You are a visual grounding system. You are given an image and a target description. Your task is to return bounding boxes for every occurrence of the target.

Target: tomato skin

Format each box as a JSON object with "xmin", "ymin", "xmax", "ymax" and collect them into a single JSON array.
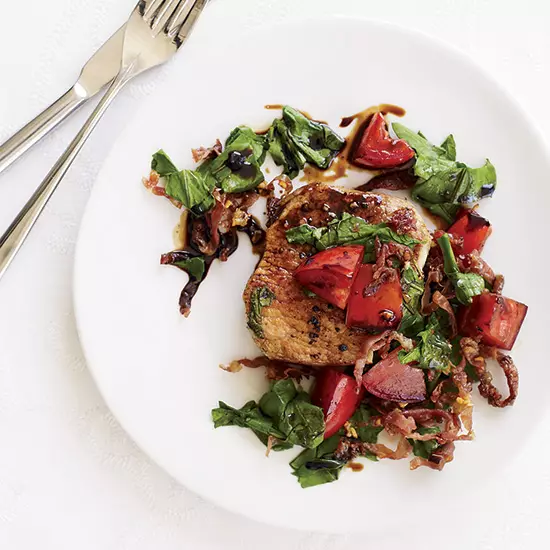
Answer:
[
  {"xmin": 311, "ymin": 369, "xmax": 364, "ymax": 438},
  {"xmin": 294, "ymin": 246, "xmax": 364, "ymax": 309},
  {"xmin": 448, "ymin": 209, "xmax": 492, "ymax": 254},
  {"xmin": 353, "ymin": 112, "xmax": 415, "ymax": 169},
  {"xmin": 458, "ymin": 293, "xmax": 528, "ymax": 350},
  {"xmin": 346, "ymin": 264, "xmax": 403, "ymax": 330},
  {"xmin": 362, "ymin": 348, "xmax": 426, "ymax": 403}
]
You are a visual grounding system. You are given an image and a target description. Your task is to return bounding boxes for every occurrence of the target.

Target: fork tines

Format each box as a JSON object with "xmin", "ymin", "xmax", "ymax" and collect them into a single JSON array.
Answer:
[{"xmin": 139, "ymin": 0, "xmax": 207, "ymax": 43}]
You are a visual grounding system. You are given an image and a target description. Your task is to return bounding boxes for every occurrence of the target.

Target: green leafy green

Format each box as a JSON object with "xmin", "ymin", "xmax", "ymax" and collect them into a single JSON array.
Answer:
[
  {"xmin": 266, "ymin": 106, "xmax": 345, "ymax": 178},
  {"xmin": 290, "ymin": 434, "xmax": 345, "ymax": 488},
  {"xmin": 151, "ymin": 149, "xmax": 179, "ymax": 174},
  {"xmin": 174, "ymin": 256, "xmax": 205, "ymax": 281},
  {"xmin": 349, "ymin": 404, "xmax": 384, "ymax": 446},
  {"xmin": 281, "ymin": 106, "xmax": 345, "ymax": 169},
  {"xmin": 399, "ymin": 314, "xmax": 452, "ymax": 373},
  {"xmin": 285, "ymin": 213, "xmax": 421, "ymax": 260},
  {"xmin": 399, "ymin": 265, "xmax": 426, "ymax": 337},
  {"xmin": 392, "ymin": 123, "xmax": 497, "ymax": 224},
  {"xmin": 437, "ymin": 233, "xmax": 485, "ymax": 305},
  {"xmin": 212, "ymin": 380, "xmax": 325, "ymax": 455},
  {"xmin": 151, "ymin": 150, "xmax": 215, "ymax": 214},
  {"xmin": 200, "ymin": 126, "xmax": 267, "ymax": 193},
  {"xmin": 302, "ymin": 287, "xmax": 318, "ymax": 298},
  {"xmin": 247, "ymin": 286, "xmax": 275, "ymax": 339},
  {"xmin": 267, "ymin": 119, "xmax": 307, "ymax": 179},
  {"xmin": 226, "ymin": 126, "xmax": 267, "ymax": 164},
  {"xmin": 212, "ymin": 401, "xmax": 286, "ymax": 440},
  {"xmin": 260, "ymin": 380, "xmax": 325, "ymax": 449},
  {"xmin": 408, "ymin": 426, "xmax": 441, "ymax": 459}
]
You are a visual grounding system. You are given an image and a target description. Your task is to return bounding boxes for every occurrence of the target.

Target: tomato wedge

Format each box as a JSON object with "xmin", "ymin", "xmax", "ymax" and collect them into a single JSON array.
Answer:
[
  {"xmin": 458, "ymin": 292, "xmax": 527, "ymax": 350},
  {"xmin": 311, "ymin": 369, "xmax": 364, "ymax": 438},
  {"xmin": 346, "ymin": 264, "xmax": 403, "ymax": 330},
  {"xmin": 448, "ymin": 209, "xmax": 492, "ymax": 254},
  {"xmin": 362, "ymin": 348, "xmax": 426, "ymax": 403},
  {"xmin": 294, "ymin": 245, "xmax": 364, "ymax": 309},
  {"xmin": 353, "ymin": 112, "xmax": 415, "ymax": 169}
]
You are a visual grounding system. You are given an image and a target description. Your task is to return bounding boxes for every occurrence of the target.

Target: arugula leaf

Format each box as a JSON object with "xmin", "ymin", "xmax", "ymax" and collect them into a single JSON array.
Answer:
[
  {"xmin": 399, "ymin": 265, "xmax": 426, "ymax": 337},
  {"xmin": 200, "ymin": 126, "xmax": 266, "ymax": 193},
  {"xmin": 247, "ymin": 286, "xmax": 275, "ymax": 339},
  {"xmin": 212, "ymin": 401, "xmax": 286, "ymax": 440},
  {"xmin": 392, "ymin": 123, "xmax": 497, "ymax": 224},
  {"xmin": 290, "ymin": 434, "xmax": 345, "ymax": 488},
  {"xmin": 281, "ymin": 106, "xmax": 345, "ymax": 170},
  {"xmin": 174, "ymin": 256, "xmax": 205, "ymax": 281},
  {"xmin": 286, "ymin": 213, "xmax": 421, "ymax": 259},
  {"xmin": 399, "ymin": 314, "xmax": 452, "ymax": 373},
  {"xmin": 437, "ymin": 233, "xmax": 485, "ymax": 305},
  {"xmin": 408, "ymin": 426, "xmax": 441, "ymax": 459},
  {"xmin": 151, "ymin": 150, "xmax": 215, "ymax": 214}
]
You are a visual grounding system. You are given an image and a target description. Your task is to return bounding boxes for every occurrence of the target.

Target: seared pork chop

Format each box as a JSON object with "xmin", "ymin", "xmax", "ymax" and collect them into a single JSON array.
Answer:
[{"xmin": 243, "ymin": 183, "xmax": 430, "ymax": 367}]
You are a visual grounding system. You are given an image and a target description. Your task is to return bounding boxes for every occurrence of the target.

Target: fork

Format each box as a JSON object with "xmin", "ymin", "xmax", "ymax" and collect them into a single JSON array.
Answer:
[{"xmin": 0, "ymin": 0, "xmax": 208, "ymax": 280}]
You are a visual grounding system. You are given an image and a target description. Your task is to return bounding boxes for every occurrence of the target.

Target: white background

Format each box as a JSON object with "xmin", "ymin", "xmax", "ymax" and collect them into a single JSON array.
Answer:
[{"xmin": 0, "ymin": 0, "xmax": 549, "ymax": 548}]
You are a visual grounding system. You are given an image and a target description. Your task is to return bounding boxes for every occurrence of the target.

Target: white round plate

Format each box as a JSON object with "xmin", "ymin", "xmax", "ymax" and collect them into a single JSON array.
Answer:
[{"xmin": 74, "ymin": 16, "xmax": 550, "ymax": 533}]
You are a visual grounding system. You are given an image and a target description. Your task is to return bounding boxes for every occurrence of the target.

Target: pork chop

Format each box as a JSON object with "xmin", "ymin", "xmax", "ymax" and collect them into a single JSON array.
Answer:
[{"xmin": 243, "ymin": 183, "xmax": 430, "ymax": 367}]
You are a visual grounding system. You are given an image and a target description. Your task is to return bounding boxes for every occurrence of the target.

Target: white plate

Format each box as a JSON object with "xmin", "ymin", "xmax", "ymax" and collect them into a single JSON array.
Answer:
[{"xmin": 74, "ymin": 16, "xmax": 550, "ymax": 533}]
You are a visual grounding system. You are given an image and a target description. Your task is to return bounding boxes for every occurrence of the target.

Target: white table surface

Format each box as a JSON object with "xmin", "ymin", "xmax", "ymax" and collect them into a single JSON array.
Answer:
[{"xmin": 1, "ymin": 0, "xmax": 549, "ymax": 548}]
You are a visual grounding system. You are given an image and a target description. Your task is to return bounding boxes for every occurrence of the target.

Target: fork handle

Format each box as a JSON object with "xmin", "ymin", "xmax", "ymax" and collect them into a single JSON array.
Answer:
[
  {"xmin": 0, "ymin": 66, "xmax": 133, "ymax": 280},
  {"xmin": 0, "ymin": 87, "xmax": 87, "ymax": 175}
]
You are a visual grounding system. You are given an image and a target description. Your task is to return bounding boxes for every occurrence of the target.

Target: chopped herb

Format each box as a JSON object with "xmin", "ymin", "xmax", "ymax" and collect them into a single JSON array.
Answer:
[
  {"xmin": 302, "ymin": 287, "xmax": 318, "ymax": 298},
  {"xmin": 392, "ymin": 123, "xmax": 496, "ymax": 224},
  {"xmin": 437, "ymin": 233, "xmax": 485, "ymax": 305},
  {"xmin": 247, "ymin": 286, "xmax": 275, "ymax": 338}
]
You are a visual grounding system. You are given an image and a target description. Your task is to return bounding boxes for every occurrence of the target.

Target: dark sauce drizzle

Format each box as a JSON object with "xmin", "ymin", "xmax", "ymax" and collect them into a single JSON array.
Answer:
[{"xmin": 164, "ymin": 207, "xmax": 266, "ymax": 316}]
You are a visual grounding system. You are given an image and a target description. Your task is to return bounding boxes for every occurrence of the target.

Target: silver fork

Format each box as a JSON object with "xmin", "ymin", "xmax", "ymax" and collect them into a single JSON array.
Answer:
[{"xmin": 0, "ymin": 0, "xmax": 208, "ymax": 280}]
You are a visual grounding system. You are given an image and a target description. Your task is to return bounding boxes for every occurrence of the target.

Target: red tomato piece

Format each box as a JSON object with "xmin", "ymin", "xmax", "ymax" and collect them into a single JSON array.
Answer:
[
  {"xmin": 458, "ymin": 293, "xmax": 528, "ymax": 350},
  {"xmin": 353, "ymin": 112, "xmax": 415, "ymax": 169},
  {"xmin": 294, "ymin": 245, "xmax": 364, "ymax": 309},
  {"xmin": 448, "ymin": 209, "xmax": 492, "ymax": 254},
  {"xmin": 346, "ymin": 264, "xmax": 403, "ymax": 330},
  {"xmin": 362, "ymin": 348, "xmax": 426, "ymax": 403},
  {"xmin": 311, "ymin": 369, "xmax": 364, "ymax": 438}
]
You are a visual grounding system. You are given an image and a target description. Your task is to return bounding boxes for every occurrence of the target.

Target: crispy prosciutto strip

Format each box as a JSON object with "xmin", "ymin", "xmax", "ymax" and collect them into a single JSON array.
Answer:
[{"xmin": 460, "ymin": 338, "xmax": 519, "ymax": 407}]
